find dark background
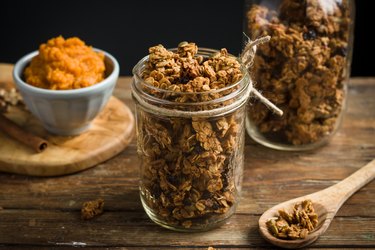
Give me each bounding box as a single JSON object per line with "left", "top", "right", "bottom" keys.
{"left": 1, "top": 0, "right": 373, "bottom": 76}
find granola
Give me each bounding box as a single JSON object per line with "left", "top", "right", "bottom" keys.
{"left": 0, "top": 88, "right": 23, "bottom": 113}
{"left": 246, "top": 0, "right": 351, "bottom": 145}
{"left": 266, "top": 200, "right": 318, "bottom": 240}
{"left": 81, "top": 198, "right": 104, "bottom": 220}
{"left": 135, "top": 42, "right": 247, "bottom": 230}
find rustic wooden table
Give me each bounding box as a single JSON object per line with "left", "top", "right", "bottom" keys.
{"left": 0, "top": 75, "right": 374, "bottom": 249}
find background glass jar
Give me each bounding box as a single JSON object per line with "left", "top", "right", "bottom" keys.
{"left": 244, "top": 0, "right": 355, "bottom": 150}
{"left": 132, "top": 48, "right": 251, "bottom": 231}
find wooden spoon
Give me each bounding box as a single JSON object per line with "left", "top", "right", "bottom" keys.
{"left": 259, "top": 159, "right": 375, "bottom": 249}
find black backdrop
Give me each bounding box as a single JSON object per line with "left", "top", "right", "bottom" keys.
{"left": 1, "top": 0, "right": 373, "bottom": 76}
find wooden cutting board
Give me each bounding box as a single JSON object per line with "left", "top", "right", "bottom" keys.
{"left": 0, "top": 63, "right": 135, "bottom": 176}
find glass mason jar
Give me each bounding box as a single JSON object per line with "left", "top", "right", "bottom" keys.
{"left": 244, "top": 0, "right": 355, "bottom": 150}
{"left": 132, "top": 48, "right": 251, "bottom": 231}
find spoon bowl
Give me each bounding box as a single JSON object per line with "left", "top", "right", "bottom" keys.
{"left": 259, "top": 200, "right": 328, "bottom": 248}
{"left": 258, "top": 159, "right": 375, "bottom": 249}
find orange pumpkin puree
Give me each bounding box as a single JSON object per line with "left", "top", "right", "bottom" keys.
{"left": 24, "top": 36, "right": 105, "bottom": 90}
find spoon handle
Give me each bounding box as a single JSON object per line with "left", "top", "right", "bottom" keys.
{"left": 313, "top": 159, "right": 375, "bottom": 212}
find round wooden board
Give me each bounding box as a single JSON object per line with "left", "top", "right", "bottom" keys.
{"left": 0, "top": 63, "right": 135, "bottom": 176}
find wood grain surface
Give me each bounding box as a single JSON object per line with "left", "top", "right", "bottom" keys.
{"left": 0, "top": 65, "right": 374, "bottom": 249}
{"left": 0, "top": 64, "right": 135, "bottom": 176}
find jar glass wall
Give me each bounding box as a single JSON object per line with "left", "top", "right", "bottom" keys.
{"left": 244, "top": 0, "right": 355, "bottom": 150}
{"left": 132, "top": 48, "right": 251, "bottom": 231}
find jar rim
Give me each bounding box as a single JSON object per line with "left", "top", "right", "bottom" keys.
{"left": 133, "top": 75, "right": 250, "bottom": 107}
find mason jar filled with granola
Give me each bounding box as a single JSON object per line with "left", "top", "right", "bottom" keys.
{"left": 244, "top": 0, "right": 354, "bottom": 150}
{"left": 132, "top": 42, "right": 251, "bottom": 231}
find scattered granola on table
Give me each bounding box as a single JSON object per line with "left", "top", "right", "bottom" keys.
{"left": 266, "top": 200, "right": 318, "bottom": 240}
{"left": 245, "top": 0, "right": 352, "bottom": 146}
{"left": 134, "top": 42, "right": 248, "bottom": 230}
{"left": 0, "top": 88, "right": 23, "bottom": 113}
{"left": 81, "top": 198, "right": 104, "bottom": 220}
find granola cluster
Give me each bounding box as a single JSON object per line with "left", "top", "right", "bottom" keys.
{"left": 0, "top": 88, "right": 23, "bottom": 113}
{"left": 266, "top": 200, "right": 318, "bottom": 240}
{"left": 137, "top": 42, "right": 246, "bottom": 230}
{"left": 246, "top": 0, "right": 351, "bottom": 145}
{"left": 141, "top": 42, "right": 243, "bottom": 105}
{"left": 81, "top": 198, "right": 104, "bottom": 220}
